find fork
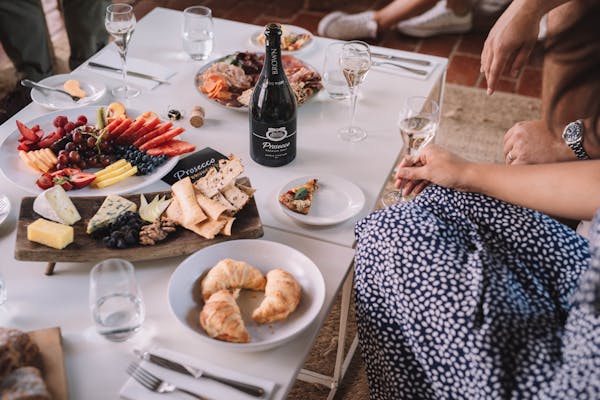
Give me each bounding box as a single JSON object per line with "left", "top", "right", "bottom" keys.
{"left": 127, "top": 362, "right": 208, "bottom": 399}
{"left": 20, "top": 79, "right": 81, "bottom": 102}
{"left": 372, "top": 61, "right": 428, "bottom": 76}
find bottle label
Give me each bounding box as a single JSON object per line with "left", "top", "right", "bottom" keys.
{"left": 251, "top": 119, "right": 296, "bottom": 164}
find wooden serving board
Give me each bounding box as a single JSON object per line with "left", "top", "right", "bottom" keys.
{"left": 28, "top": 327, "right": 68, "bottom": 400}
{"left": 14, "top": 177, "right": 263, "bottom": 271}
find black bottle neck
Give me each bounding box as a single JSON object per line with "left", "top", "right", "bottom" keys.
{"left": 264, "top": 32, "right": 284, "bottom": 81}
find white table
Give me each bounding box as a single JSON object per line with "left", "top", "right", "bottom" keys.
{"left": 0, "top": 7, "right": 447, "bottom": 399}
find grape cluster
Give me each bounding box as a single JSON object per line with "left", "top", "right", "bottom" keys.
{"left": 51, "top": 125, "right": 116, "bottom": 170}
{"left": 102, "top": 211, "right": 145, "bottom": 249}
{"left": 114, "top": 145, "right": 168, "bottom": 175}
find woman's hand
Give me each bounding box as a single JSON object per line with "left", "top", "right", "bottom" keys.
{"left": 480, "top": 1, "right": 542, "bottom": 95}
{"left": 394, "top": 144, "right": 473, "bottom": 195}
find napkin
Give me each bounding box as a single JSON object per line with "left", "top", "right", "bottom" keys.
{"left": 84, "top": 50, "right": 176, "bottom": 90}
{"left": 371, "top": 54, "right": 438, "bottom": 80}
{"left": 120, "top": 347, "right": 276, "bottom": 400}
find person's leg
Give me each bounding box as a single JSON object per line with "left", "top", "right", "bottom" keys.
{"left": 0, "top": 0, "right": 53, "bottom": 81}
{"left": 61, "top": 0, "right": 110, "bottom": 70}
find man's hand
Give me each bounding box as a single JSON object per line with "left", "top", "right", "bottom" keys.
{"left": 503, "top": 119, "right": 575, "bottom": 164}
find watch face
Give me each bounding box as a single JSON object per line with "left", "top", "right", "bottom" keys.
{"left": 563, "top": 121, "right": 582, "bottom": 144}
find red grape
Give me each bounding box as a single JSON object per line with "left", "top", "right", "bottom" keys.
{"left": 57, "top": 154, "right": 68, "bottom": 165}
{"left": 53, "top": 116, "right": 68, "bottom": 128}
{"left": 55, "top": 127, "right": 64, "bottom": 137}
{"left": 64, "top": 122, "right": 76, "bottom": 133}
{"left": 65, "top": 142, "right": 75, "bottom": 151}
{"left": 68, "top": 151, "right": 81, "bottom": 163}
{"left": 77, "top": 115, "right": 87, "bottom": 125}
{"left": 72, "top": 131, "right": 83, "bottom": 144}
{"left": 86, "top": 137, "right": 96, "bottom": 147}
{"left": 100, "top": 155, "right": 112, "bottom": 167}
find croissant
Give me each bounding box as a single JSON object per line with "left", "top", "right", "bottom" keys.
{"left": 252, "top": 269, "right": 302, "bottom": 323}
{"left": 201, "top": 258, "right": 266, "bottom": 301}
{"left": 200, "top": 290, "right": 250, "bottom": 343}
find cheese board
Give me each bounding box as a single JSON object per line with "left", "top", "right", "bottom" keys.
{"left": 14, "top": 177, "right": 263, "bottom": 275}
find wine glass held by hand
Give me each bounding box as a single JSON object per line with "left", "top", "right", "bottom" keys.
{"left": 338, "top": 40, "right": 372, "bottom": 142}
{"left": 380, "top": 96, "right": 439, "bottom": 207}
{"left": 105, "top": 3, "right": 139, "bottom": 99}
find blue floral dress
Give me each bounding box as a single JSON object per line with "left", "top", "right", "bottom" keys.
{"left": 354, "top": 185, "right": 600, "bottom": 399}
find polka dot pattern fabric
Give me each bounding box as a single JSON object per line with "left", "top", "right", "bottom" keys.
{"left": 354, "top": 185, "right": 600, "bottom": 399}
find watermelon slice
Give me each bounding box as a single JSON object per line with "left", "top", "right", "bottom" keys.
{"left": 146, "top": 140, "right": 196, "bottom": 157}
{"left": 116, "top": 118, "right": 146, "bottom": 144}
{"left": 139, "top": 127, "right": 185, "bottom": 150}
{"left": 108, "top": 118, "right": 132, "bottom": 139}
{"left": 130, "top": 117, "right": 160, "bottom": 142}
{"left": 133, "top": 121, "right": 173, "bottom": 147}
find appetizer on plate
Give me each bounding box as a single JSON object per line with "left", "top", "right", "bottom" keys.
{"left": 255, "top": 26, "right": 312, "bottom": 52}
{"left": 279, "top": 178, "right": 319, "bottom": 215}
{"left": 196, "top": 52, "right": 322, "bottom": 108}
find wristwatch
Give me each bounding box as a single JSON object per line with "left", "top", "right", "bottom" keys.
{"left": 562, "top": 119, "right": 591, "bottom": 160}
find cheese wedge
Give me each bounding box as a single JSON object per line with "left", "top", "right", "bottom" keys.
{"left": 27, "top": 218, "right": 74, "bottom": 249}
{"left": 86, "top": 195, "right": 137, "bottom": 234}
{"left": 33, "top": 185, "right": 81, "bottom": 225}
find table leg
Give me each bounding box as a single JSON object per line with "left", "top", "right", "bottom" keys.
{"left": 45, "top": 262, "right": 56, "bottom": 275}
{"left": 298, "top": 267, "right": 358, "bottom": 400}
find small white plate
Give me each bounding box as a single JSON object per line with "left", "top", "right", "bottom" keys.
{"left": 168, "top": 239, "right": 325, "bottom": 352}
{"left": 250, "top": 24, "right": 314, "bottom": 53}
{"left": 30, "top": 74, "right": 106, "bottom": 110}
{"left": 278, "top": 174, "right": 365, "bottom": 226}
{"left": 0, "top": 106, "right": 179, "bottom": 196}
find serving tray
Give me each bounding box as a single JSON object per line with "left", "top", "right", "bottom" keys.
{"left": 14, "top": 177, "right": 263, "bottom": 275}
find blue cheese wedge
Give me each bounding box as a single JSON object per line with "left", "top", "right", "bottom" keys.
{"left": 33, "top": 185, "right": 81, "bottom": 225}
{"left": 86, "top": 194, "right": 137, "bottom": 234}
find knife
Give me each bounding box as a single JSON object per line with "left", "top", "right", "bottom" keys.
{"left": 370, "top": 52, "right": 431, "bottom": 66}
{"left": 134, "top": 350, "right": 265, "bottom": 397}
{"left": 87, "top": 62, "right": 171, "bottom": 84}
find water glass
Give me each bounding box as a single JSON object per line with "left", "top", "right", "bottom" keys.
{"left": 89, "top": 259, "right": 145, "bottom": 342}
{"left": 322, "top": 42, "right": 350, "bottom": 100}
{"left": 182, "top": 6, "right": 214, "bottom": 60}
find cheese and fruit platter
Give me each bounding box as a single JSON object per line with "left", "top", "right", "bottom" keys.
{"left": 0, "top": 103, "right": 195, "bottom": 196}
{"left": 15, "top": 155, "right": 264, "bottom": 274}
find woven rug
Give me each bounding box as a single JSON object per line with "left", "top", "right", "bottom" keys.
{"left": 288, "top": 83, "right": 541, "bottom": 400}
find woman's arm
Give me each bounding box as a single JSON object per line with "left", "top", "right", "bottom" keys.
{"left": 396, "top": 144, "right": 600, "bottom": 220}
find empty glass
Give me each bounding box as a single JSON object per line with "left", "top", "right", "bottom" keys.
{"left": 89, "top": 259, "right": 145, "bottom": 342}
{"left": 182, "top": 6, "right": 214, "bottom": 60}
{"left": 322, "top": 42, "right": 350, "bottom": 100}
{"left": 105, "top": 3, "right": 139, "bottom": 98}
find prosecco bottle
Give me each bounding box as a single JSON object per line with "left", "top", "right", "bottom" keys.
{"left": 249, "top": 23, "right": 297, "bottom": 167}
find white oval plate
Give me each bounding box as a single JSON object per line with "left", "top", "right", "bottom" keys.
{"left": 0, "top": 194, "right": 10, "bottom": 226}
{"left": 278, "top": 174, "right": 365, "bottom": 226}
{"left": 0, "top": 106, "right": 179, "bottom": 196}
{"left": 30, "top": 74, "right": 107, "bottom": 110}
{"left": 168, "top": 239, "right": 325, "bottom": 352}
{"left": 250, "top": 24, "right": 314, "bottom": 53}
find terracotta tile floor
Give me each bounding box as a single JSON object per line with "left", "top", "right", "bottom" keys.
{"left": 0, "top": 0, "right": 544, "bottom": 98}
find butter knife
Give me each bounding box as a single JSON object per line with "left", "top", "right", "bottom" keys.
{"left": 134, "top": 350, "right": 265, "bottom": 397}
{"left": 370, "top": 52, "right": 431, "bottom": 66}
{"left": 87, "top": 62, "right": 171, "bottom": 84}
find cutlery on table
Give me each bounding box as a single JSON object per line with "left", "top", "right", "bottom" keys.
{"left": 372, "top": 61, "right": 428, "bottom": 76}
{"left": 87, "top": 62, "right": 171, "bottom": 84}
{"left": 127, "top": 362, "right": 208, "bottom": 399}
{"left": 134, "top": 349, "right": 265, "bottom": 397}
{"left": 20, "top": 79, "right": 81, "bottom": 102}
{"left": 371, "top": 52, "right": 431, "bottom": 66}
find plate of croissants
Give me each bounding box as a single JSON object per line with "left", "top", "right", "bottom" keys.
{"left": 167, "top": 239, "right": 325, "bottom": 352}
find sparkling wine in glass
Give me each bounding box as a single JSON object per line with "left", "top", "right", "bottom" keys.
{"left": 381, "top": 96, "right": 440, "bottom": 207}
{"left": 338, "top": 41, "right": 371, "bottom": 142}
{"left": 105, "top": 3, "right": 139, "bottom": 98}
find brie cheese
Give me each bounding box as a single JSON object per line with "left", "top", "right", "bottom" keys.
{"left": 33, "top": 186, "right": 81, "bottom": 225}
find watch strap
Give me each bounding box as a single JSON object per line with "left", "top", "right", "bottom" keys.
{"left": 565, "top": 119, "right": 591, "bottom": 160}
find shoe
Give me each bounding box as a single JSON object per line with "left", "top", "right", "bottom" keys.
{"left": 0, "top": 85, "right": 31, "bottom": 125}
{"left": 396, "top": 1, "right": 472, "bottom": 38}
{"left": 318, "top": 11, "right": 378, "bottom": 40}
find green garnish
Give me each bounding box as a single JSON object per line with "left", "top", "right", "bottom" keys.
{"left": 294, "top": 187, "right": 308, "bottom": 200}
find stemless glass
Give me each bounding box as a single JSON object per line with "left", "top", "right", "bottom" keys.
{"left": 338, "top": 40, "right": 372, "bottom": 142}
{"left": 381, "top": 96, "right": 440, "bottom": 207}
{"left": 89, "top": 258, "right": 145, "bottom": 342}
{"left": 105, "top": 3, "right": 139, "bottom": 98}
{"left": 182, "top": 6, "right": 214, "bottom": 60}
{"left": 322, "top": 42, "right": 350, "bottom": 100}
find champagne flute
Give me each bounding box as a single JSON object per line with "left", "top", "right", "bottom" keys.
{"left": 338, "top": 41, "right": 371, "bottom": 142}
{"left": 381, "top": 96, "right": 440, "bottom": 207}
{"left": 105, "top": 3, "right": 139, "bottom": 99}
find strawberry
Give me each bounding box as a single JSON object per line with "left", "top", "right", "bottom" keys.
{"left": 38, "top": 131, "right": 63, "bottom": 148}
{"left": 17, "top": 142, "right": 30, "bottom": 151}
{"left": 36, "top": 173, "right": 54, "bottom": 190}
{"left": 69, "top": 171, "right": 96, "bottom": 188}
{"left": 16, "top": 120, "right": 39, "bottom": 142}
